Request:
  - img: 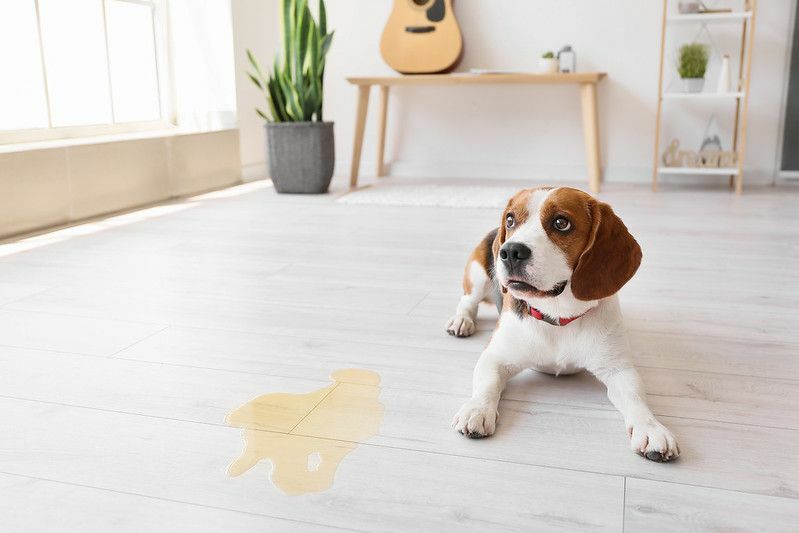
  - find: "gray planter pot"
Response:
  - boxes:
[266,121,334,194]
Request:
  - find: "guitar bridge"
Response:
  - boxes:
[405,26,435,33]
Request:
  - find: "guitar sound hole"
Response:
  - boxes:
[426,0,445,22]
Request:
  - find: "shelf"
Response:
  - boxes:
[666,12,751,24]
[657,167,738,175]
[663,92,744,99]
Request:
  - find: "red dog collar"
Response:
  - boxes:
[529,306,588,326]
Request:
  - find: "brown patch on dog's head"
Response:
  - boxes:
[561,191,642,301]
[540,188,595,269]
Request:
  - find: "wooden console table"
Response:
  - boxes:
[346,72,607,192]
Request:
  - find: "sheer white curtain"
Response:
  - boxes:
[169,0,237,132]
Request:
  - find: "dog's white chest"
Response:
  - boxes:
[528,332,585,375]
[497,312,591,375]
[525,319,585,376]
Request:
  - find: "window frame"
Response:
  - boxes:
[0,0,175,146]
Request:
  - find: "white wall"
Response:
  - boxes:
[232,0,795,185]
[231,0,280,180]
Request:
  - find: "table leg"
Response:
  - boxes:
[376,85,390,178]
[349,85,371,188]
[580,82,602,193]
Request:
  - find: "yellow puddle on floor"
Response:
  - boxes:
[226,369,384,495]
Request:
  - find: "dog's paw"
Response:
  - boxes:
[445,315,476,337]
[627,418,680,462]
[452,399,497,438]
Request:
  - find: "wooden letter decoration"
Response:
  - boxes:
[662,138,737,169]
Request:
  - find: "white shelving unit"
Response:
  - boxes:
[657,166,739,175]
[666,11,751,23]
[661,91,744,99]
[652,1,757,194]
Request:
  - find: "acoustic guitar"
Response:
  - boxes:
[380,0,463,74]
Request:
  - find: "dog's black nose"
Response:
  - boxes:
[499,242,531,270]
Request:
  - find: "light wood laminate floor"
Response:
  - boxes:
[1,177,798,532]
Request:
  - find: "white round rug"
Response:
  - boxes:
[337,183,523,208]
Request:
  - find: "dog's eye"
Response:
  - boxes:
[553,217,571,232]
[505,214,515,229]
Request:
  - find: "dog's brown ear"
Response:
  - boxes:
[571,200,642,301]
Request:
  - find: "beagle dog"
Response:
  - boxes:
[446,187,679,462]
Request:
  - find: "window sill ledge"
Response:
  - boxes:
[0,125,237,155]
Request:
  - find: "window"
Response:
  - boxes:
[0,0,236,145]
[0,0,168,143]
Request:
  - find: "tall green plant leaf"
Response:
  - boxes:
[247,49,266,79]
[318,0,326,37]
[247,0,332,122]
[294,0,310,84]
[247,72,263,90]
[278,69,303,120]
[269,61,288,121]
[320,32,333,56]
[281,0,292,74]
[307,23,321,120]
[265,80,285,120]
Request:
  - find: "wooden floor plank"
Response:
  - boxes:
[0,473,335,533]
[624,478,799,532]
[0,309,165,356]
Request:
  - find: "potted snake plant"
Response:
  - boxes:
[247,0,334,193]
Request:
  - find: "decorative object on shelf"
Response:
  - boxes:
[247,0,335,194]
[662,139,737,169]
[717,54,732,93]
[539,51,559,74]
[678,1,701,14]
[678,1,732,14]
[678,43,708,92]
[380,0,463,74]
[557,45,576,73]
[700,114,723,152]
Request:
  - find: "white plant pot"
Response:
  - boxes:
[680,77,705,93]
[538,58,559,74]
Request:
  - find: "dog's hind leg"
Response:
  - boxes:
[445,229,497,338]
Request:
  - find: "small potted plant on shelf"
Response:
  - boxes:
[247,0,334,194]
[539,51,559,74]
[678,43,708,93]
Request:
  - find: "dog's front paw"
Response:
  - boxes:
[452,399,497,438]
[445,315,476,337]
[627,418,680,462]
